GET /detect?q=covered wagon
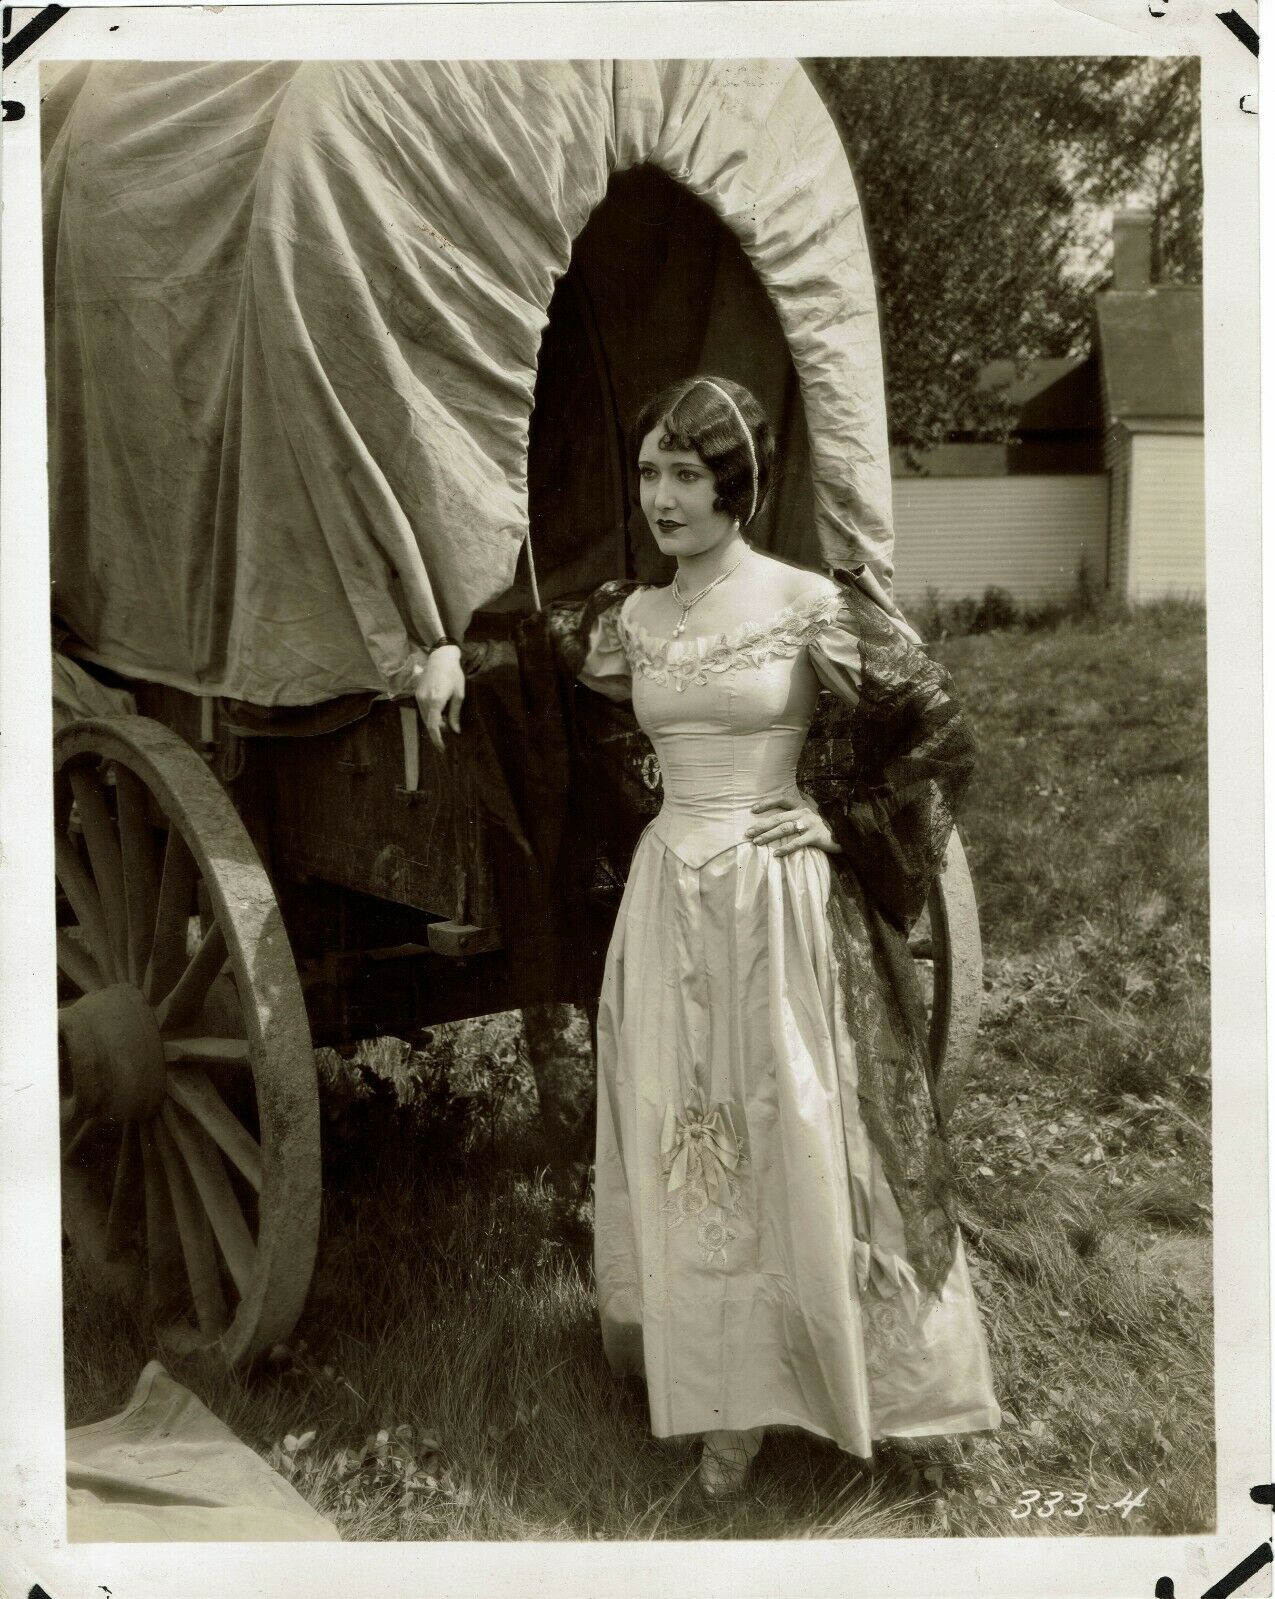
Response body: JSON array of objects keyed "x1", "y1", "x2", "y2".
[{"x1": 44, "y1": 58, "x2": 982, "y2": 1366}]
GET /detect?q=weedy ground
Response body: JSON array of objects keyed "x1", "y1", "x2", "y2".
[{"x1": 63, "y1": 599, "x2": 1212, "y2": 1540}]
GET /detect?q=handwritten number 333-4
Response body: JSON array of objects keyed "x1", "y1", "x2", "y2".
[{"x1": 1010, "y1": 1487, "x2": 1148, "y2": 1519}]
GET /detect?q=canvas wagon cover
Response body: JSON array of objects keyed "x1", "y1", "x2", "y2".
[{"x1": 43, "y1": 59, "x2": 893, "y2": 706}]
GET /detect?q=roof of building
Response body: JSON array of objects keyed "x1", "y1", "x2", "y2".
[
  {"x1": 954, "y1": 353, "x2": 1100, "y2": 438},
  {"x1": 976, "y1": 356, "x2": 1085, "y2": 410},
  {"x1": 1094, "y1": 285, "x2": 1203, "y2": 423}
]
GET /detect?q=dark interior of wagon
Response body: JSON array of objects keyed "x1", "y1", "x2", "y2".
[{"x1": 487, "y1": 165, "x2": 815, "y2": 618}]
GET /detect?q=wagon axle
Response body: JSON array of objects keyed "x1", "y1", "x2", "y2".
[{"x1": 59, "y1": 984, "x2": 168, "y2": 1127}]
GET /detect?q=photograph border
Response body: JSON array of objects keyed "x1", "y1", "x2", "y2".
[{"x1": 1, "y1": 4, "x2": 1265, "y2": 1595}]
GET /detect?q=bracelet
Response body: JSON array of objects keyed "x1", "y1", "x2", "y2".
[{"x1": 424, "y1": 635, "x2": 461, "y2": 655}]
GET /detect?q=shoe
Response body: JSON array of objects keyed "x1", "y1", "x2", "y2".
[{"x1": 697, "y1": 1428, "x2": 764, "y2": 1500}]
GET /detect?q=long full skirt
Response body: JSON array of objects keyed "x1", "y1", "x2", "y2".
[{"x1": 593, "y1": 827, "x2": 1001, "y2": 1457}]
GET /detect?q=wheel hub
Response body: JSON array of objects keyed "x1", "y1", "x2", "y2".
[{"x1": 58, "y1": 984, "x2": 167, "y2": 1123}]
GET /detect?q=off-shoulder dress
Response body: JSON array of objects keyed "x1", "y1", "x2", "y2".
[{"x1": 576, "y1": 582, "x2": 1000, "y2": 1456}]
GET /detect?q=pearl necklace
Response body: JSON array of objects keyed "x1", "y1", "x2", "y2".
[{"x1": 671, "y1": 555, "x2": 745, "y2": 638}]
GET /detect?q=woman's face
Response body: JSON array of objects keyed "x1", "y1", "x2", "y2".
[{"x1": 637, "y1": 428, "x2": 736, "y2": 558}]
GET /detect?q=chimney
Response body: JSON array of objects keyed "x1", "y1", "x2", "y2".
[{"x1": 1112, "y1": 209, "x2": 1154, "y2": 291}]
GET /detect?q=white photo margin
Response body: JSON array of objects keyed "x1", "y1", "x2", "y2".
[{"x1": 1, "y1": 4, "x2": 1264, "y2": 1596}]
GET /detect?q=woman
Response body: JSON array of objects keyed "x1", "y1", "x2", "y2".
[{"x1": 571, "y1": 376, "x2": 1000, "y2": 1498}]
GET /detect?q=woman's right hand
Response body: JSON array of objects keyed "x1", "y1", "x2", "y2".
[{"x1": 415, "y1": 644, "x2": 465, "y2": 753}]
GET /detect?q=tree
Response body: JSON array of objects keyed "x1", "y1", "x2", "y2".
[
  {"x1": 804, "y1": 58, "x2": 1201, "y2": 456},
  {"x1": 1065, "y1": 57, "x2": 1202, "y2": 284}
]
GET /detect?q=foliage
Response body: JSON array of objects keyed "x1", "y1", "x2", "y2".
[
  {"x1": 315, "y1": 1014, "x2": 539, "y2": 1198},
  {"x1": 913, "y1": 559, "x2": 1111, "y2": 642},
  {"x1": 62, "y1": 608, "x2": 1211, "y2": 1541},
  {"x1": 1067, "y1": 57, "x2": 1203, "y2": 285},
  {"x1": 331, "y1": 1422, "x2": 471, "y2": 1511},
  {"x1": 804, "y1": 58, "x2": 1202, "y2": 455}
]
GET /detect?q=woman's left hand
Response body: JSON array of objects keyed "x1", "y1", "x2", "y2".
[{"x1": 746, "y1": 793, "x2": 841, "y2": 858}]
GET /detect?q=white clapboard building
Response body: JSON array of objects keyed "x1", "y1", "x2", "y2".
[{"x1": 888, "y1": 211, "x2": 1203, "y2": 610}]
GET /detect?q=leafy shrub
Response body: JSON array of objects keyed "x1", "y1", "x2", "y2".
[
  {"x1": 974, "y1": 585, "x2": 1019, "y2": 634},
  {"x1": 915, "y1": 561, "x2": 1138, "y2": 642},
  {"x1": 316, "y1": 1014, "x2": 539, "y2": 1199}
]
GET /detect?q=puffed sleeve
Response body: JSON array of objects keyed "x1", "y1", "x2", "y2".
[
  {"x1": 806, "y1": 595, "x2": 864, "y2": 708},
  {"x1": 575, "y1": 593, "x2": 632, "y2": 703}
]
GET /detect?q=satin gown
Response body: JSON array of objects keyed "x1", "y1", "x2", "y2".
[{"x1": 578, "y1": 584, "x2": 1000, "y2": 1456}]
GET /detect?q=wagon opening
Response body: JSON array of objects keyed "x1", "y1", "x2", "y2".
[{"x1": 492, "y1": 164, "x2": 816, "y2": 621}]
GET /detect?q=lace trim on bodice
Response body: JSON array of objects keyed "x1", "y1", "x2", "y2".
[{"x1": 618, "y1": 590, "x2": 844, "y2": 690}]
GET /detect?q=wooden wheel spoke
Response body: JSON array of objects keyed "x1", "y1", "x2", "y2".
[
  {"x1": 166, "y1": 1067, "x2": 263, "y2": 1192},
  {"x1": 62, "y1": 1112, "x2": 96, "y2": 1165},
  {"x1": 192, "y1": 971, "x2": 248, "y2": 1041},
  {"x1": 162, "y1": 1036, "x2": 251, "y2": 1067},
  {"x1": 156, "y1": 921, "x2": 228, "y2": 1033},
  {"x1": 153, "y1": 1114, "x2": 228, "y2": 1337},
  {"x1": 68, "y1": 768, "x2": 128, "y2": 980},
  {"x1": 114, "y1": 765, "x2": 162, "y2": 986},
  {"x1": 106, "y1": 1123, "x2": 142, "y2": 1255},
  {"x1": 140, "y1": 1124, "x2": 186, "y2": 1316},
  {"x1": 145, "y1": 830, "x2": 199, "y2": 1004},
  {"x1": 56, "y1": 717, "x2": 319, "y2": 1367},
  {"x1": 57, "y1": 929, "x2": 105, "y2": 994},
  {"x1": 161, "y1": 1102, "x2": 257, "y2": 1299},
  {"x1": 55, "y1": 837, "x2": 119, "y2": 983}
]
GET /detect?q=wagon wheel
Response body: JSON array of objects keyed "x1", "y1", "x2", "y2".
[
  {"x1": 916, "y1": 829, "x2": 982, "y2": 1080},
  {"x1": 54, "y1": 715, "x2": 319, "y2": 1367}
]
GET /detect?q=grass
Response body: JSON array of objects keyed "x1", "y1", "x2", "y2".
[
  {"x1": 62, "y1": 599, "x2": 1212, "y2": 1540},
  {"x1": 927, "y1": 597, "x2": 1213, "y2": 1537}
]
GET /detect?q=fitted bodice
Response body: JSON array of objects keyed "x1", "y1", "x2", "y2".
[
  {"x1": 625, "y1": 613, "x2": 826, "y2": 869},
  {"x1": 573, "y1": 584, "x2": 863, "y2": 869}
]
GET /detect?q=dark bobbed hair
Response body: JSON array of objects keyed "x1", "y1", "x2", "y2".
[{"x1": 631, "y1": 376, "x2": 775, "y2": 527}]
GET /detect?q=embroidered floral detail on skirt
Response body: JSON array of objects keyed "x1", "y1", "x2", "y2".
[
  {"x1": 859, "y1": 1284, "x2": 942, "y2": 1382},
  {"x1": 861, "y1": 1294, "x2": 916, "y2": 1378},
  {"x1": 659, "y1": 1094, "x2": 746, "y2": 1264},
  {"x1": 695, "y1": 1211, "x2": 740, "y2": 1266}
]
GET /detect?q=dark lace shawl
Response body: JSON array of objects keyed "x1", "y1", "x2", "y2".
[
  {"x1": 798, "y1": 573, "x2": 973, "y2": 1291},
  {"x1": 804, "y1": 569, "x2": 975, "y2": 936}
]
